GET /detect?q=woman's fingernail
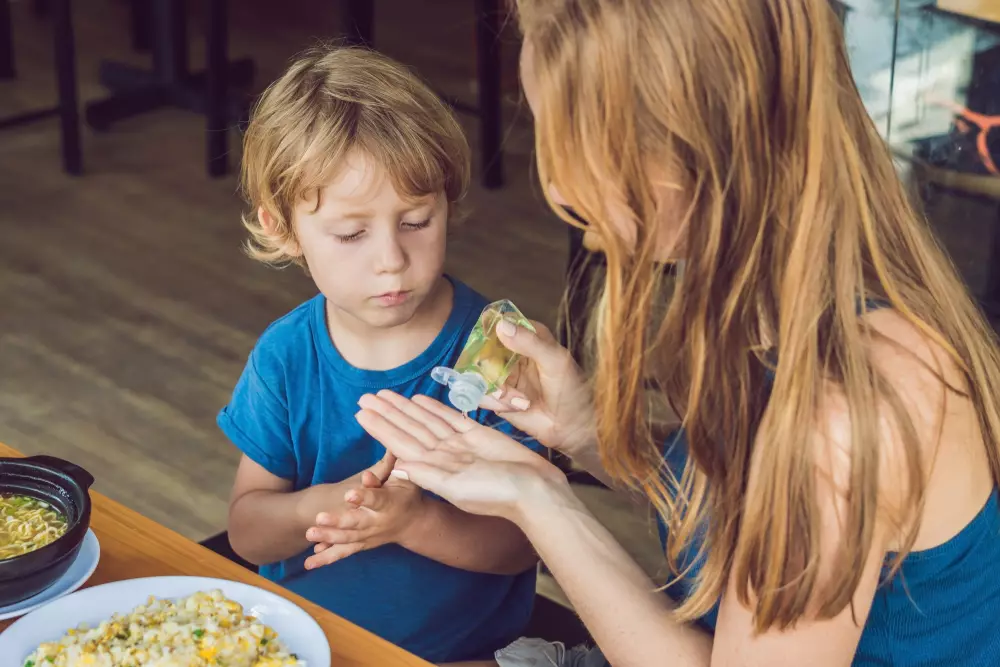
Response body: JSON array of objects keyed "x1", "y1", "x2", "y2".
[
  {"x1": 498, "y1": 319, "x2": 517, "y2": 337},
  {"x1": 490, "y1": 389, "x2": 504, "y2": 400},
  {"x1": 391, "y1": 469, "x2": 410, "y2": 481},
  {"x1": 510, "y1": 397, "x2": 531, "y2": 411}
]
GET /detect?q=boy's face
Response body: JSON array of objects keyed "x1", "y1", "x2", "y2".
[{"x1": 290, "y1": 152, "x2": 448, "y2": 330}]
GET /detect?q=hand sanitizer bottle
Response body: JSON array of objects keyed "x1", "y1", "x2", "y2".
[{"x1": 431, "y1": 300, "x2": 536, "y2": 413}]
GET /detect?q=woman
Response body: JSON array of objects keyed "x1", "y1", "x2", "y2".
[{"x1": 310, "y1": 1, "x2": 1000, "y2": 665}]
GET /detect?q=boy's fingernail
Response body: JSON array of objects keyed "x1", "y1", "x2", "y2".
[
  {"x1": 307, "y1": 529, "x2": 317, "y2": 540},
  {"x1": 510, "y1": 397, "x2": 531, "y2": 411},
  {"x1": 391, "y1": 469, "x2": 410, "y2": 481},
  {"x1": 316, "y1": 513, "x2": 330, "y2": 524},
  {"x1": 498, "y1": 319, "x2": 517, "y2": 337}
]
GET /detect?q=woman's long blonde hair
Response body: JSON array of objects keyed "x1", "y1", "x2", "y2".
[{"x1": 516, "y1": 0, "x2": 1000, "y2": 631}]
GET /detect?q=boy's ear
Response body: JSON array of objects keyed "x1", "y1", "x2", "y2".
[{"x1": 258, "y1": 206, "x2": 302, "y2": 257}]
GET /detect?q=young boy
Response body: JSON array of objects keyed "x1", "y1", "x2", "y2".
[{"x1": 218, "y1": 46, "x2": 539, "y2": 665}]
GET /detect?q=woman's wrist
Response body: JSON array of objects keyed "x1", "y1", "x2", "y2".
[{"x1": 510, "y1": 471, "x2": 581, "y2": 530}]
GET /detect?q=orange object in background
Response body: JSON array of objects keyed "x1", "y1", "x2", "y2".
[{"x1": 937, "y1": 0, "x2": 1000, "y2": 25}]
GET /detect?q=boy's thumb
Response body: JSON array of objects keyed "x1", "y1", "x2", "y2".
[{"x1": 370, "y1": 451, "x2": 397, "y2": 484}]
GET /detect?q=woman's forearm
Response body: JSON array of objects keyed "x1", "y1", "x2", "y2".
[{"x1": 515, "y1": 479, "x2": 713, "y2": 667}]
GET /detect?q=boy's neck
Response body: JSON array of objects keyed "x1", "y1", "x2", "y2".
[{"x1": 326, "y1": 276, "x2": 454, "y2": 372}]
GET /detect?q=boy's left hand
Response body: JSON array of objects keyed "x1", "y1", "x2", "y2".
[{"x1": 303, "y1": 474, "x2": 424, "y2": 570}]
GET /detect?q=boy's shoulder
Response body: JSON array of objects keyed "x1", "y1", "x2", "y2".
[
  {"x1": 246, "y1": 294, "x2": 324, "y2": 376},
  {"x1": 449, "y1": 277, "x2": 489, "y2": 325}
]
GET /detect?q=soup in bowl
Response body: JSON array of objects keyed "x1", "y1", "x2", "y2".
[
  {"x1": 0, "y1": 456, "x2": 93, "y2": 606},
  {"x1": 0, "y1": 493, "x2": 70, "y2": 561}
]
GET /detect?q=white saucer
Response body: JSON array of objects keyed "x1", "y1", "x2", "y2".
[{"x1": 0, "y1": 528, "x2": 100, "y2": 621}]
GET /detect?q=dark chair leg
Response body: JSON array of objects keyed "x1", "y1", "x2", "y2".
[
  {"x1": 206, "y1": 0, "x2": 228, "y2": 177},
  {"x1": 130, "y1": 0, "x2": 151, "y2": 52},
  {"x1": 475, "y1": 0, "x2": 503, "y2": 189},
  {"x1": 199, "y1": 531, "x2": 257, "y2": 573},
  {"x1": 0, "y1": 0, "x2": 15, "y2": 79},
  {"x1": 51, "y1": 0, "x2": 81, "y2": 174},
  {"x1": 343, "y1": 0, "x2": 374, "y2": 47}
]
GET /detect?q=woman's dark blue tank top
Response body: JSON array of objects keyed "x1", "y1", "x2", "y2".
[
  {"x1": 658, "y1": 431, "x2": 1000, "y2": 665},
  {"x1": 656, "y1": 304, "x2": 1000, "y2": 664}
]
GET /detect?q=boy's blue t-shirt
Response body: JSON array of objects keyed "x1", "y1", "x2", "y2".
[{"x1": 217, "y1": 279, "x2": 540, "y2": 663}]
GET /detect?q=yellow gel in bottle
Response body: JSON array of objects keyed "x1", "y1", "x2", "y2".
[{"x1": 431, "y1": 300, "x2": 535, "y2": 413}]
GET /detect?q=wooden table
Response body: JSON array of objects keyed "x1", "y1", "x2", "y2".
[{"x1": 0, "y1": 442, "x2": 430, "y2": 667}]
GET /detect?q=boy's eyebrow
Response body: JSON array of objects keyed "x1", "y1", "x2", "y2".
[
  {"x1": 324, "y1": 199, "x2": 438, "y2": 222},
  {"x1": 326, "y1": 210, "x2": 375, "y2": 221}
]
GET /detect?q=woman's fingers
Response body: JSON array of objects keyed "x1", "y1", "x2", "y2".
[
  {"x1": 358, "y1": 394, "x2": 443, "y2": 449},
  {"x1": 356, "y1": 407, "x2": 430, "y2": 461},
  {"x1": 409, "y1": 394, "x2": 476, "y2": 432},
  {"x1": 495, "y1": 319, "x2": 565, "y2": 367},
  {"x1": 391, "y1": 461, "x2": 455, "y2": 497},
  {"x1": 482, "y1": 383, "x2": 532, "y2": 413},
  {"x1": 373, "y1": 390, "x2": 457, "y2": 439}
]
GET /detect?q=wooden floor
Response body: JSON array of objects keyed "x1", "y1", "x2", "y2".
[{"x1": 0, "y1": 0, "x2": 568, "y2": 540}]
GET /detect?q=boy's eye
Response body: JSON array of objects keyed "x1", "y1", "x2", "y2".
[
  {"x1": 402, "y1": 220, "x2": 431, "y2": 231},
  {"x1": 334, "y1": 230, "x2": 364, "y2": 243}
]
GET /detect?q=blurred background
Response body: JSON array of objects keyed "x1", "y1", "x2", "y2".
[{"x1": 2, "y1": 0, "x2": 1000, "y2": 643}]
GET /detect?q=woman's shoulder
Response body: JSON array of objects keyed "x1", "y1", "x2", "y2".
[{"x1": 819, "y1": 307, "x2": 994, "y2": 552}]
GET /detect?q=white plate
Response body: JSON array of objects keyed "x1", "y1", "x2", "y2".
[
  {"x1": 0, "y1": 529, "x2": 100, "y2": 621},
  {"x1": 0, "y1": 575, "x2": 331, "y2": 667}
]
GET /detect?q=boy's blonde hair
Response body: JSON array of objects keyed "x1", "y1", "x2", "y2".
[{"x1": 240, "y1": 45, "x2": 471, "y2": 266}]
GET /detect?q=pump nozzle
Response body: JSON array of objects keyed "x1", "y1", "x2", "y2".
[{"x1": 431, "y1": 366, "x2": 489, "y2": 413}]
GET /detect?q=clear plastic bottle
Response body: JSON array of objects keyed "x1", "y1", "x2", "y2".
[{"x1": 431, "y1": 300, "x2": 535, "y2": 413}]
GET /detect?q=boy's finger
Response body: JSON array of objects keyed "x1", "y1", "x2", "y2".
[
  {"x1": 368, "y1": 451, "x2": 397, "y2": 485},
  {"x1": 352, "y1": 487, "x2": 389, "y2": 512},
  {"x1": 376, "y1": 390, "x2": 455, "y2": 439},
  {"x1": 318, "y1": 508, "x2": 366, "y2": 529},
  {"x1": 307, "y1": 526, "x2": 363, "y2": 545},
  {"x1": 304, "y1": 542, "x2": 366, "y2": 570},
  {"x1": 360, "y1": 470, "x2": 383, "y2": 489}
]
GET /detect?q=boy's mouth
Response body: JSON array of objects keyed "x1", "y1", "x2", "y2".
[{"x1": 374, "y1": 291, "x2": 411, "y2": 307}]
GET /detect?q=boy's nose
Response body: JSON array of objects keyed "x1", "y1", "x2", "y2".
[{"x1": 375, "y1": 235, "x2": 408, "y2": 274}]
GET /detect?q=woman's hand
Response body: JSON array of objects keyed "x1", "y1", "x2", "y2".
[
  {"x1": 355, "y1": 391, "x2": 568, "y2": 520},
  {"x1": 480, "y1": 320, "x2": 595, "y2": 458}
]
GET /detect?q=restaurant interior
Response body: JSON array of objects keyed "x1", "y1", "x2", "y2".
[{"x1": 1, "y1": 0, "x2": 999, "y2": 663}]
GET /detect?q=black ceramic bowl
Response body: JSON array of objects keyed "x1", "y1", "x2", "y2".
[{"x1": 0, "y1": 455, "x2": 94, "y2": 606}]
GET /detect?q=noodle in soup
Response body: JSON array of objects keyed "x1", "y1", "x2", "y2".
[{"x1": 0, "y1": 494, "x2": 68, "y2": 560}]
